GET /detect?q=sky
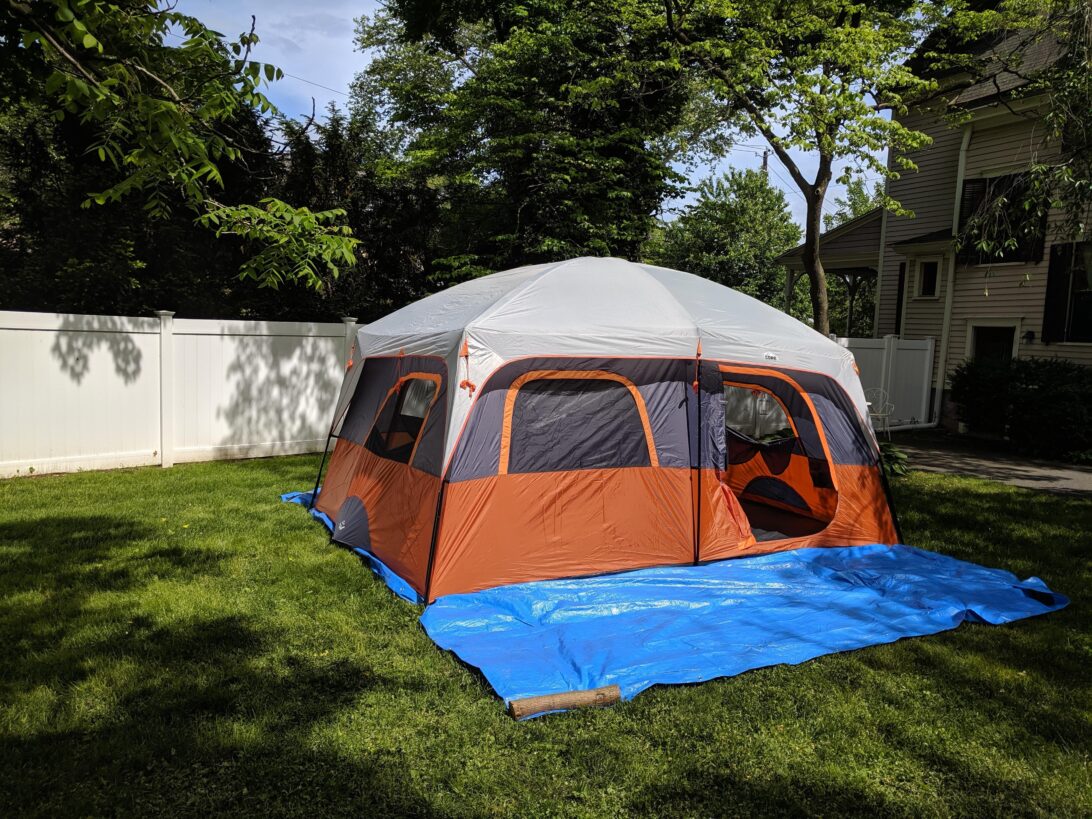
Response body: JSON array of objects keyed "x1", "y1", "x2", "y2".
[{"x1": 175, "y1": 0, "x2": 880, "y2": 228}]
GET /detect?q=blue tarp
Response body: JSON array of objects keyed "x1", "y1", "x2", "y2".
[
  {"x1": 283, "y1": 492, "x2": 1067, "y2": 716},
  {"x1": 420, "y1": 544, "x2": 1067, "y2": 715},
  {"x1": 281, "y1": 490, "x2": 422, "y2": 603}
]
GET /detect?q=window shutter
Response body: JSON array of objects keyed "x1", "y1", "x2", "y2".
[
  {"x1": 1042, "y1": 243, "x2": 1073, "y2": 344},
  {"x1": 958, "y1": 178, "x2": 988, "y2": 230},
  {"x1": 894, "y1": 262, "x2": 906, "y2": 335},
  {"x1": 957, "y1": 178, "x2": 989, "y2": 263}
]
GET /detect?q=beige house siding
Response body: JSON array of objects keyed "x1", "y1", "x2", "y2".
[
  {"x1": 876, "y1": 106, "x2": 1092, "y2": 390},
  {"x1": 876, "y1": 111, "x2": 963, "y2": 338},
  {"x1": 942, "y1": 116, "x2": 1092, "y2": 380},
  {"x1": 901, "y1": 256, "x2": 951, "y2": 384},
  {"x1": 817, "y1": 212, "x2": 882, "y2": 261},
  {"x1": 947, "y1": 222, "x2": 1092, "y2": 379},
  {"x1": 963, "y1": 117, "x2": 1054, "y2": 178}
]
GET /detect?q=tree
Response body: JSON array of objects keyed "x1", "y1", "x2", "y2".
[
  {"x1": 824, "y1": 178, "x2": 884, "y2": 230},
  {"x1": 274, "y1": 103, "x2": 449, "y2": 322},
  {"x1": 3, "y1": 0, "x2": 358, "y2": 289},
  {"x1": 356, "y1": 1, "x2": 691, "y2": 278},
  {"x1": 958, "y1": 1, "x2": 1091, "y2": 258},
  {"x1": 661, "y1": 0, "x2": 1013, "y2": 336},
  {"x1": 644, "y1": 169, "x2": 803, "y2": 309},
  {"x1": 821, "y1": 177, "x2": 883, "y2": 336}
]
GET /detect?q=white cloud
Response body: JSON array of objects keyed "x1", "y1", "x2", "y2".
[{"x1": 175, "y1": 0, "x2": 377, "y2": 116}]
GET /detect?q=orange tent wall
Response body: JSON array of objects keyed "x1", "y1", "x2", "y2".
[{"x1": 317, "y1": 355, "x2": 899, "y2": 603}]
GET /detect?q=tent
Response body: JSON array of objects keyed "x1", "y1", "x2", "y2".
[{"x1": 313, "y1": 256, "x2": 899, "y2": 604}]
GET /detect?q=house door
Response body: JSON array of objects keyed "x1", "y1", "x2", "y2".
[{"x1": 971, "y1": 325, "x2": 1015, "y2": 363}]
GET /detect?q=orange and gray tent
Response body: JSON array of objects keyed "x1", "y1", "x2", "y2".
[{"x1": 312, "y1": 257, "x2": 900, "y2": 603}]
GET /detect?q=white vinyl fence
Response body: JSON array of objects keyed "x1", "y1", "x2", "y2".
[
  {"x1": 840, "y1": 335, "x2": 936, "y2": 428},
  {"x1": 0, "y1": 310, "x2": 356, "y2": 478}
]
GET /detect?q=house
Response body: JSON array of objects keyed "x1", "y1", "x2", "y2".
[{"x1": 778, "y1": 33, "x2": 1090, "y2": 427}]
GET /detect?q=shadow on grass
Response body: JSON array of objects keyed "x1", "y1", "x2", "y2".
[
  {"x1": 0, "y1": 513, "x2": 435, "y2": 816},
  {"x1": 620, "y1": 475, "x2": 1091, "y2": 816}
]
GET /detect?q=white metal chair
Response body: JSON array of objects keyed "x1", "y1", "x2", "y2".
[{"x1": 864, "y1": 387, "x2": 895, "y2": 440}]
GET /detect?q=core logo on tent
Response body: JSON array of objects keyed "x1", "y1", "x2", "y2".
[{"x1": 338, "y1": 520, "x2": 346, "y2": 530}]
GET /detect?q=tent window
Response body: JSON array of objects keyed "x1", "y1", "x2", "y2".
[
  {"x1": 724, "y1": 384, "x2": 794, "y2": 443},
  {"x1": 508, "y1": 378, "x2": 651, "y2": 473},
  {"x1": 365, "y1": 376, "x2": 438, "y2": 465}
]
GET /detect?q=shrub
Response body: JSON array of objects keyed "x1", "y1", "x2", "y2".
[
  {"x1": 879, "y1": 441, "x2": 910, "y2": 478},
  {"x1": 950, "y1": 357, "x2": 1092, "y2": 461}
]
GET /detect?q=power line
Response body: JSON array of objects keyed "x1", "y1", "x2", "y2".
[
  {"x1": 282, "y1": 73, "x2": 350, "y2": 99},
  {"x1": 164, "y1": 30, "x2": 350, "y2": 99},
  {"x1": 768, "y1": 165, "x2": 838, "y2": 219}
]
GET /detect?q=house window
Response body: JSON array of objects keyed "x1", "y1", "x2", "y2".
[
  {"x1": 723, "y1": 384, "x2": 794, "y2": 443},
  {"x1": 917, "y1": 259, "x2": 939, "y2": 298},
  {"x1": 365, "y1": 376, "x2": 438, "y2": 465},
  {"x1": 1043, "y1": 243, "x2": 1092, "y2": 344},
  {"x1": 958, "y1": 174, "x2": 1047, "y2": 265}
]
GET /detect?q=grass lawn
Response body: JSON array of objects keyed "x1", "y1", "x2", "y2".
[{"x1": 1, "y1": 456, "x2": 1089, "y2": 817}]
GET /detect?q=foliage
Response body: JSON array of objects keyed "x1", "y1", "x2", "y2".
[
  {"x1": 4, "y1": 0, "x2": 358, "y2": 289},
  {"x1": 660, "y1": 0, "x2": 967, "y2": 335},
  {"x1": 644, "y1": 169, "x2": 802, "y2": 309},
  {"x1": 950, "y1": 356, "x2": 1092, "y2": 461},
  {"x1": 274, "y1": 105, "x2": 451, "y2": 321},
  {"x1": 825, "y1": 178, "x2": 884, "y2": 231},
  {"x1": 880, "y1": 440, "x2": 911, "y2": 478},
  {"x1": 0, "y1": 456, "x2": 1089, "y2": 815},
  {"x1": 198, "y1": 199, "x2": 357, "y2": 289},
  {"x1": 956, "y1": 1, "x2": 1092, "y2": 258},
  {"x1": 355, "y1": 1, "x2": 691, "y2": 278},
  {"x1": 0, "y1": 90, "x2": 340, "y2": 319}
]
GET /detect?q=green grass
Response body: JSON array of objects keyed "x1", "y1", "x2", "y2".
[{"x1": 1, "y1": 456, "x2": 1089, "y2": 817}]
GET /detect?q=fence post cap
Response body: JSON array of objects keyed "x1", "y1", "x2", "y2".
[
  {"x1": 340, "y1": 316, "x2": 358, "y2": 324},
  {"x1": 153, "y1": 310, "x2": 176, "y2": 318}
]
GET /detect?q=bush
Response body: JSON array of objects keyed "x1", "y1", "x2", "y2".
[
  {"x1": 950, "y1": 357, "x2": 1092, "y2": 461},
  {"x1": 879, "y1": 441, "x2": 910, "y2": 478}
]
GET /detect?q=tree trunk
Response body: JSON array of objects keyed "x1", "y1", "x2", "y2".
[{"x1": 801, "y1": 191, "x2": 830, "y2": 336}]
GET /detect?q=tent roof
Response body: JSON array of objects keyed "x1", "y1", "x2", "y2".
[
  {"x1": 356, "y1": 257, "x2": 864, "y2": 415},
  {"x1": 362, "y1": 257, "x2": 838, "y2": 354}
]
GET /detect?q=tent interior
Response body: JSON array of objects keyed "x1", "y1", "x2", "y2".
[{"x1": 718, "y1": 373, "x2": 838, "y2": 542}]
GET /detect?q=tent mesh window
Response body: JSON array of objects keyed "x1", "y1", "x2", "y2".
[
  {"x1": 365, "y1": 377, "x2": 437, "y2": 465},
  {"x1": 723, "y1": 385, "x2": 793, "y2": 443},
  {"x1": 509, "y1": 378, "x2": 650, "y2": 473}
]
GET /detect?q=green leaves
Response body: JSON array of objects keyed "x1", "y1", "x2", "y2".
[
  {"x1": 8, "y1": 0, "x2": 357, "y2": 289},
  {"x1": 356, "y1": 1, "x2": 689, "y2": 277},
  {"x1": 197, "y1": 199, "x2": 361, "y2": 290},
  {"x1": 645, "y1": 169, "x2": 801, "y2": 307}
]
